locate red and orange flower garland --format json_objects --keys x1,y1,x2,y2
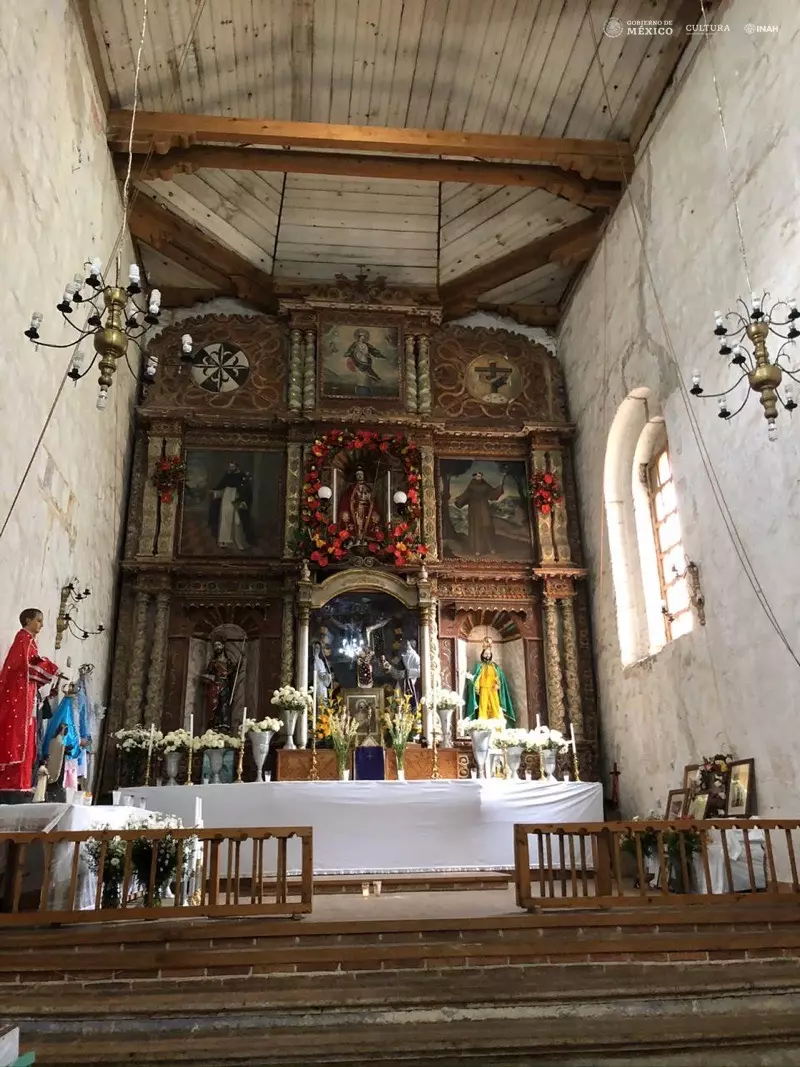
[
  {"x1": 152, "y1": 455, "x2": 186, "y2": 504},
  {"x1": 531, "y1": 469, "x2": 562, "y2": 515},
  {"x1": 301, "y1": 429, "x2": 428, "y2": 568}
]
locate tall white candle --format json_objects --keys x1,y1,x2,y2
[
  {"x1": 332, "y1": 468, "x2": 338, "y2": 520},
  {"x1": 240, "y1": 705, "x2": 248, "y2": 747},
  {"x1": 147, "y1": 723, "x2": 155, "y2": 763},
  {"x1": 386, "y1": 470, "x2": 392, "y2": 525},
  {"x1": 570, "y1": 723, "x2": 576, "y2": 750},
  {"x1": 188, "y1": 713, "x2": 194, "y2": 739},
  {"x1": 536, "y1": 713, "x2": 541, "y2": 730}
]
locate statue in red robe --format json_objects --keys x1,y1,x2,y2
[{"x1": 0, "y1": 609, "x2": 59, "y2": 791}]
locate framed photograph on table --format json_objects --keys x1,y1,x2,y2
[
  {"x1": 687, "y1": 792, "x2": 709, "y2": 820},
  {"x1": 682, "y1": 764, "x2": 700, "y2": 794},
  {"x1": 344, "y1": 689, "x2": 385, "y2": 742},
  {"x1": 726, "y1": 759, "x2": 755, "y2": 817},
  {"x1": 665, "y1": 789, "x2": 688, "y2": 820}
]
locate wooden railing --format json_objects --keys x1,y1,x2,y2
[
  {"x1": 514, "y1": 819, "x2": 800, "y2": 910},
  {"x1": 0, "y1": 825, "x2": 313, "y2": 926}
]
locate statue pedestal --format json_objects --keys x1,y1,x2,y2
[{"x1": 276, "y1": 747, "x2": 460, "y2": 781}]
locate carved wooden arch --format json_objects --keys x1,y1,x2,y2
[
  {"x1": 310, "y1": 569, "x2": 419, "y2": 610},
  {"x1": 456, "y1": 608, "x2": 525, "y2": 641}
]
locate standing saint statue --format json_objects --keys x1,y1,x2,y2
[
  {"x1": 200, "y1": 640, "x2": 236, "y2": 731},
  {"x1": 0, "y1": 608, "x2": 60, "y2": 791},
  {"x1": 338, "y1": 469, "x2": 380, "y2": 544},
  {"x1": 311, "y1": 641, "x2": 332, "y2": 703},
  {"x1": 464, "y1": 638, "x2": 515, "y2": 724},
  {"x1": 381, "y1": 639, "x2": 421, "y2": 707},
  {"x1": 209, "y1": 462, "x2": 253, "y2": 551},
  {"x1": 453, "y1": 471, "x2": 505, "y2": 555}
]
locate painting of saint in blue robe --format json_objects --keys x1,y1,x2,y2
[{"x1": 320, "y1": 324, "x2": 401, "y2": 400}]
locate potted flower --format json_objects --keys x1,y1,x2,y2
[
  {"x1": 160, "y1": 730, "x2": 197, "y2": 786},
  {"x1": 114, "y1": 726, "x2": 163, "y2": 787},
  {"x1": 425, "y1": 688, "x2": 464, "y2": 748},
  {"x1": 244, "y1": 716, "x2": 283, "y2": 781},
  {"x1": 622, "y1": 813, "x2": 702, "y2": 893},
  {"x1": 491, "y1": 728, "x2": 529, "y2": 779},
  {"x1": 329, "y1": 706, "x2": 360, "y2": 780},
  {"x1": 383, "y1": 695, "x2": 418, "y2": 780},
  {"x1": 458, "y1": 717, "x2": 503, "y2": 778},
  {"x1": 526, "y1": 725, "x2": 568, "y2": 781},
  {"x1": 270, "y1": 685, "x2": 313, "y2": 750},
  {"x1": 196, "y1": 729, "x2": 241, "y2": 784}
]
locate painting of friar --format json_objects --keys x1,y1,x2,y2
[
  {"x1": 439, "y1": 459, "x2": 533, "y2": 561},
  {"x1": 320, "y1": 323, "x2": 401, "y2": 400},
  {"x1": 179, "y1": 449, "x2": 283, "y2": 557}
]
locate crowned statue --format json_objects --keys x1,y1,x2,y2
[
  {"x1": 464, "y1": 637, "x2": 515, "y2": 724},
  {"x1": 338, "y1": 469, "x2": 381, "y2": 545}
]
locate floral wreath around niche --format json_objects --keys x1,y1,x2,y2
[
  {"x1": 531, "y1": 469, "x2": 562, "y2": 515},
  {"x1": 152, "y1": 455, "x2": 186, "y2": 504},
  {"x1": 300, "y1": 429, "x2": 428, "y2": 567}
]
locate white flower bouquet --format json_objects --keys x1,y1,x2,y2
[
  {"x1": 458, "y1": 717, "x2": 504, "y2": 734},
  {"x1": 270, "y1": 685, "x2": 313, "y2": 713},
  {"x1": 526, "y1": 725, "x2": 569, "y2": 752},
  {"x1": 196, "y1": 728, "x2": 241, "y2": 750},
  {"x1": 114, "y1": 726, "x2": 163, "y2": 751},
  {"x1": 161, "y1": 729, "x2": 198, "y2": 753},
  {"x1": 244, "y1": 716, "x2": 283, "y2": 733},
  {"x1": 491, "y1": 728, "x2": 530, "y2": 750},
  {"x1": 425, "y1": 688, "x2": 464, "y2": 711}
]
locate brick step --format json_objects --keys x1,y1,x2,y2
[
  {"x1": 17, "y1": 994, "x2": 800, "y2": 1066},
  {"x1": 272, "y1": 871, "x2": 514, "y2": 895}
]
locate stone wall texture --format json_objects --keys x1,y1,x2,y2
[
  {"x1": 0, "y1": 2, "x2": 135, "y2": 690},
  {"x1": 558, "y1": 0, "x2": 800, "y2": 818}
]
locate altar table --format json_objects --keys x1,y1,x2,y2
[{"x1": 127, "y1": 779, "x2": 604, "y2": 875}]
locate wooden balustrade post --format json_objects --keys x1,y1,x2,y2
[
  {"x1": 514, "y1": 826, "x2": 532, "y2": 909},
  {"x1": 594, "y1": 829, "x2": 613, "y2": 899}
]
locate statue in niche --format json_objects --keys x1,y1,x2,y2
[
  {"x1": 454, "y1": 471, "x2": 506, "y2": 555},
  {"x1": 464, "y1": 638, "x2": 515, "y2": 725},
  {"x1": 312, "y1": 640, "x2": 332, "y2": 704},
  {"x1": 381, "y1": 639, "x2": 421, "y2": 707},
  {"x1": 209, "y1": 462, "x2": 254, "y2": 551},
  {"x1": 338, "y1": 469, "x2": 381, "y2": 544},
  {"x1": 200, "y1": 640, "x2": 237, "y2": 731}
]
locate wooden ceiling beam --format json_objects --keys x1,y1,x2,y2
[
  {"x1": 107, "y1": 110, "x2": 633, "y2": 180},
  {"x1": 439, "y1": 214, "x2": 606, "y2": 319},
  {"x1": 128, "y1": 195, "x2": 276, "y2": 312},
  {"x1": 115, "y1": 148, "x2": 621, "y2": 208}
]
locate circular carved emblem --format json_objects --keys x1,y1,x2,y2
[
  {"x1": 190, "y1": 342, "x2": 250, "y2": 393},
  {"x1": 465, "y1": 354, "x2": 522, "y2": 407}
]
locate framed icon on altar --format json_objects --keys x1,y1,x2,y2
[
  {"x1": 725, "y1": 758, "x2": 755, "y2": 817},
  {"x1": 344, "y1": 688, "x2": 385, "y2": 742}
]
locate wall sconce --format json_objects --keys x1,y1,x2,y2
[
  {"x1": 393, "y1": 489, "x2": 409, "y2": 517},
  {"x1": 55, "y1": 581, "x2": 106, "y2": 650},
  {"x1": 317, "y1": 485, "x2": 332, "y2": 514}
]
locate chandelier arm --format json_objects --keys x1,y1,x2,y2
[
  {"x1": 724, "y1": 389, "x2": 752, "y2": 420},
  {"x1": 696, "y1": 373, "x2": 749, "y2": 400},
  {"x1": 27, "y1": 336, "x2": 95, "y2": 351},
  {"x1": 777, "y1": 366, "x2": 800, "y2": 384},
  {"x1": 724, "y1": 314, "x2": 749, "y2": 335},
  {"x1": 59, "y1": 312, "x2": 92, "y2": 335},
  {"x1": 72, "y1": 354, "x2": 100, "y2": 381}
]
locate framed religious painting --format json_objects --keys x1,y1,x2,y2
[
  {"x1": 437, "y1": 457, "x2": 534, "y2": 561},
  {"x1": 682, "y1": 764, "x2": 700, "y2": 795},
  {"x1": 179, "y1": 448, "x2": 284, "y2": 557},
  {"x1": 319, "y1": 321, "x2": 402, "y2": 401},
  {"x1": 726, "y1": 758, "x2": 755, "y2": 817},
  {"x1": 343, "y1": 688, "x2": 385, "y2": 742},
  {"x1": 665, "y1": 788, "x2": 688, "y2": 820},
  {"x1": 687, "y1": 792, "x2": 709, "y2": 820}
]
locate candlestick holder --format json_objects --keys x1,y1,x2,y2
[
  {"x1": 571, "y1": 743, "x2": 581, "y2": 782},
  {"x1": 430, "y1": 733, "x2": 441, "y2": 780},
  {"x1": 309, "y1": 736, "x2": 319, "y2": 782},
  {"x1": 144, "y1": 748, "x2": 153, "y2": 787},
  {"x1": 236, "y1": 744, "x2": 244, "y2": 783},
  {"x1": 185, "y1": 743, "x2": 194, "y2": 785}
]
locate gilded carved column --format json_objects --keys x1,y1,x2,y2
[
  {"x1": 302, "y1": 328, "x2": 316, "y2": 412},
  {"x1": 295, "y1": 569, "x2": 313, "y2": 749},
  {"x1": 280, "y1": 589, "x2": 295, "y2": 686},
  {"x1": 416, "y1": 333, "x2": 432, "y2": 414},
  {"x1": 288, "y1": 328, "x2": 303, "y2": 412},
  {"x1": 125, "y1": 590, "x2": 151, "y2": 725},
  {"x1": 418, "y1": 567, "x2": 433, "y2": 744},
  {"x1": 405, "y1": 333, "x2": 418, "y2": 413},
  {"x1": 561, "y1": 593, "x2": 584, "y2": 736},
  {"x1": 283, "y1": 443, "x2": 303, "y2": 556},
  {"x1": 531, "y1": 448, "x2": 556, "y2": 564},
  {"x1": 549, "y1": 448, "x2": 571, "y2": 563},
  {"x1": 543, "y1": 595, "x2": 566, "y2": 733},
  {"x1": 137, "y1": 435, "x2": 164, "y2": 557},
  {"x1": 419, "y1": 444, "x2": 438, "y2": 562},
  {"x1": 143, "y1": 592, "x2": 170, "y2": 726},
  {"x1": 154, "y1": 437, "x2": 182, "y2": 557}
]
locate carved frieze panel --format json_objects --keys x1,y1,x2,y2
[
  {"x1": 142, "y1": 315, "x2": 285, "y2": 414},
  {"x1": 429, "y1": 325, "x2": 567, "y2": 424}
]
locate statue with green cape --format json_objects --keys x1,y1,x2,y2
[{"x1": 464, "y1": 638, "x2": 515, "y2": 724}]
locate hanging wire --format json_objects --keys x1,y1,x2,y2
[
  {"x1": 583, "y1": 2, "x2": 800, "y2": 669},
  {"x1": 0, "y1": 0, "x2": 208, "y2": 545}
]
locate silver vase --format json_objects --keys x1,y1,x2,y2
[
  {"x1": 436, "y1": 707, "x2": 454, "y2": 748},
  {"x1": 506, "y1": 745, "x2": 524, "y2": 780},
  {"x1": 542, "y1": 748, "x2": 557, "y2": 782},
  {"x1": 163, "y1": 750, "x2": 181, "y2": 787},
  {"x1": 282, "y1": 709, "x2": 299, "y2": 750},
  {"x1": 206, "y1": 748, "x2": 224, "y2": 784},
  {"x1": 471, "y1": 729, "x2": 494, "y2": 779},
  {"x1": 249, "y1": 730, "x2": 274, "y2": 782}
]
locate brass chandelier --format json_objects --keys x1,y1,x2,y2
[
  {"x1": 690, "y1": 292, "x2": 799, "y2": 440},
  {"x1": 24, "y1": 259, "x2": 161, "y2": 409}
]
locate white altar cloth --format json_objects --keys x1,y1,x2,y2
[{"x1": 127, "y1": 779, "x2": 604, "y2": 875}]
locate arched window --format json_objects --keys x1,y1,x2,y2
[{"x1": 604, "y1": 389, "x2": 693, "y2": 665}]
